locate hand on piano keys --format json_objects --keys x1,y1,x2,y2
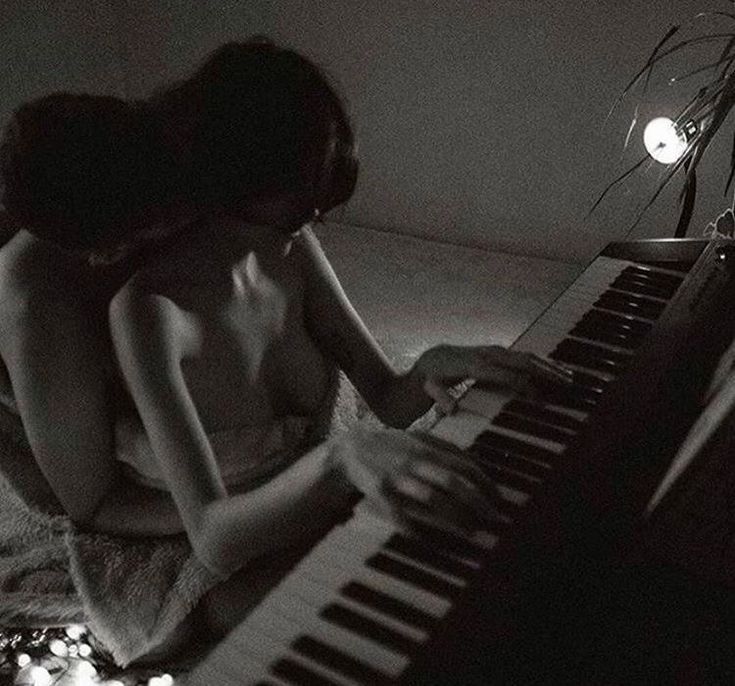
[
  {"x1": 328, "y1": 425, "x2": 513, "y2": 545},
  {"x1": 413, "y1": 344, "x2": 574, "y2": 414}
]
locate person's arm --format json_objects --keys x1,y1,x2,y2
[
  {"x1": 295, "y1": 228, "x2": 431, "y2": 428},
  {"x1": 108, "y1": 286, "x2": 356, "y2": 577},
  {"x1": 296, "y1": 227, "x2": 573, "y2": 425},
  {"x1": 0, "y1": 294, "x2": 185, "y2": 534}
]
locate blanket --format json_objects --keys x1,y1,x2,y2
[{"x1": 0, "y1": 368, "x2": 367, "y2": 666}]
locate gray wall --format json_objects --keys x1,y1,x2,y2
[{"x1": 1, "y1": 1, "x2": 729, "y2": 263}]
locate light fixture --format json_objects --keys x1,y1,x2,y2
[{"x1": 643, "y1": 117, "x2": 692, "y2": 164}]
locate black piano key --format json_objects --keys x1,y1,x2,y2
[
  {"x1": 611, "y1": 275, "x2": 676, "y2": 300},
  {"x1": 384, "y1": 534, "x2": 479, "y2": 580},
  {"x1": 403, "y1": 517, "x2": 495, "y2": 559},
  {"x1": 271, "y1": 658, "x2": 342, "y2": 686},
  {"x1": 475, "y1": 430, "x2": 560, "y2": 467},
  {"x1": 469, "y1": 455, "x2": 542, "y2": 494},
  {"x1": 367, "y1": 553, "x2": 463, "y2": 601},
  {"x1": 569, "y1": 368, "x2": 612, "y2": 390},
  {"x1": 291, "y1": 636, "x2": 391, "y2": 686},
  {"x1": 623, "y1": 265, "x2": 684, "y2": 289},
  {"x1": 530, "y1": 381, "x2": 600, "y2": 413},
  {"x1": 595, "y1": 291, "x2": 665, "y2": 320},
  {"x1": 569, "y1": 321, "x2": 642, "y2": 350},
  {"x1": 321, "y1": 603, "x2": 419, "y2": 656},
  {"x1": 467, "y1": 440, "x2": 551, "y2": 485},
  {"x1": 503, "y1": 399, "x2": 586, "y2": 432},
  {"x1": 341, "y1": 582, "x2": 439, "y2": 633},
  {"x1": 557, "y1": 338, "x2": 632, "y2": 367},
  {"x1": 493, "y1": 411, "x2": 574, "y2": 446},
  {"x1": 478, "y1": 371, "x2": 605, "y2": 407},
  {"x1": 551, "y1": 339, "x2": 629, "y2": 374},
  {"x1": 582, "y1": 308, "x2": 653, "y2": 337}
]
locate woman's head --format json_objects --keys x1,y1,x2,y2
[
  {"x1": 0, "y1": 92, "x2": 179, "y2": 259},
  {"x1": 159, "y1": 38, "x2": 358, "y2": 227}
]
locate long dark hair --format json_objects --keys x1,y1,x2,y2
[
  {"x1": 0, "y1": 92, "x2": 178, "y2": 252},
  {"x1": 0, "y1": 39, "x2": 358, "y2": 254},
  {"x1": 153, "y1": 38, "x2": 358, "y2": 219}
]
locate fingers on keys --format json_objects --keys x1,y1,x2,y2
[
  {"x1": 382, "y1": 458, "x2": 504, "y2": 537},
  {"x1": 420, "y1": 346, "x2": 573, "y2": 413}
]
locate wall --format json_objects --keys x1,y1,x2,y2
[
  {"x1": 1, "y1": 1, "x2": 730, "y2": 263},
  {"x1": 0, "y1": 1, "x2": 127, "y2": 120}
]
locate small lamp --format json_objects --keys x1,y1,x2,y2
[{"x1": 643, "y1": 117, "x2": 696, "y2": 164}]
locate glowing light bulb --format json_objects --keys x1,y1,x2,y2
[
  {"x1": 74, "y1": 660, "x2": 97, "y2": 679},
  {"x1": 28, "y1": 665, "x2": 52, "y2": 686},
  {"x1": 65, "y1": 624, "x2": 86, "y2": 640},
  {"x1": 643, "y1": 117, "x2": 687, "y2": 164},
  {"x1": 49, "y1": 639, "x2": 68, "y2": 657}
]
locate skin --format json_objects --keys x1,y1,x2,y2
[
  {"x1": 0, "y1": 222, "x2": 184, "y2": 534},
  {"x1": 0, "y1": 205, "x2": 572, "y2": 656},
  {"x1": 109, "y1": 200, "x2": 571, "y2": 580}
]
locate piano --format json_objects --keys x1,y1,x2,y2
[{"x1": 185, "y1": 238, "x2": 735, "y2": 685}]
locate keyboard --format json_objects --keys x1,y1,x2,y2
[{"x1": 186, "y1": 238, "x2": 735, "y2": 686}]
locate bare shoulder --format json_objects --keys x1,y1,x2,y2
[
  {"x1": 0, "y1": 238, "x2": 90, "y2": 354},
  {"x1": 109, "y1": 275, "x2": 198, "y2": 368}
]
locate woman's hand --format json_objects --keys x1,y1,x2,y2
[
  {"x1": 327, "y1": 425, "x2": 505, "y2": 543},
  {"x1": 412, "y1": 345, "x2": 574, "y2": 413}
]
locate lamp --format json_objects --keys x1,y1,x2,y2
[
  {"x1": 642, "y1": 117, "x2": 700, "y2": 237},
  {"x1": 643, "y1": 117, "x2": 698, "y2": 164}
]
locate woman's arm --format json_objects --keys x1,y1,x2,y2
[
  {"x1": 296, "y1": 227, "x2": 573, "y2": 425},
  {"x1": 295, "y1": 228, "x2": 432, "y2": 428},
  {"x1": 0, "y1": 296, "x2": 185, "y2": 533},
  {"x1": 0, "y1": 299, "x2": 120, "y2": 523},
  {"x1": 109, "y1": 286, "x2": 356, "y2": 577}
]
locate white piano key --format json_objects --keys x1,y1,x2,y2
[
  {"x1": 305, "y1": 530, "x2": 468, "y2": 603},
  {"x1": 184, "y1": 626, "x2": 295, "y2": 686},
  {"x1": 431, "y1": 411, "x2": 495, "y2": 450},
  {"x1": 300, "y1": 556, "x2": 454, "y2": 619},
  {"x1": 324, "y1": 515, "x2": 473, "y2": 588},
  {"x1": 458, "y1": 387, "x2": 512, "y2": 419},
  {"x1": 459, "y1": 384, "x2": 588, "y2": 423},
  {"x1": 459, "y1": 385, "x2": 588, "y2": 423},
  {"x1": 446, "y1": 408, "x2": 566, "y2": 455},
  {"x1": 283, "y1": 571, "x2": 431, "y2": 644},
  {"x1": 236, "y1": 611, "x2": 363, "y2": 685},
  {"x1": 249, "y1": 591, "x2": 411, "y2": 678}
]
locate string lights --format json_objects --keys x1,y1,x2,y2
[{"x1": 0, "y1": 626, "x2": 178, "y2": 686}]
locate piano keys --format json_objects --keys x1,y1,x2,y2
[{"x1": 185, "y1": 238, "x2": 735, "y2": 685}]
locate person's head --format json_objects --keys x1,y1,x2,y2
[
  {"x1": 0, "y1": 92, "x2": 180, "y2": 262},
  {"x1": 156, "y1": 37, "x2": 358, "y2": 231}
]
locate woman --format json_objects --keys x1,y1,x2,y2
[
  {"x1": 107, "y1": 39, "x2": 572, "y2": 641},
  {"x1": 0, "y1": 41, "x2": 571, "y2": 653},
  {"x1": 0, "y1": 92, "x2": 188, "y2": 533}
]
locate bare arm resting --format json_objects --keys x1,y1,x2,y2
[
  {"x1": 0, "y1": 284, "x2": 184, "y2": 534},
  {"x1": 296, "y1": 227, "x2": 574, "y2": 421},
  {"x1": 109, "y1": 286, "x2": 356, "y2": 577},
  {"x1": 296, "y1": 227, "x2": 433, "y2": 428}
]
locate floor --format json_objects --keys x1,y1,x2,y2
[{"x1": 314, "y1": 222, "x2": 581, "y2": 368}]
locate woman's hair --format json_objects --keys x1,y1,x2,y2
[
  {"x1": 154, "y1": 37, "x2": 358, "y2": 218},
  {"x1": 0, "y1": 93, "x2": 178, "y2": 252},
  {"x1": 0, "y1": 93, "x2": 175, "y2": 250},
  {"x1": 0, "y1": 39, "x2": 357, "y2": 254}
]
